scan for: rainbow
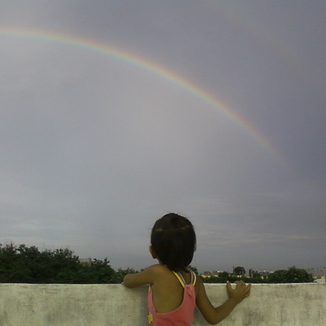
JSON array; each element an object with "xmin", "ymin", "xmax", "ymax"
[{"xmin": 0, "ymin": 27, "xmax": 282, "ymax": 160}]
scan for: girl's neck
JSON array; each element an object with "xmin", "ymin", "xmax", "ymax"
[{"xmin": 159, "ymin": 263, "xmax": 189, "ymax": 273}]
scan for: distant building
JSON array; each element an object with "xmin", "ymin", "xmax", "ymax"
[
  {"xmin": 201, "ymin": 271, "xmax": 213, "ymax": 278},
  {"xmin": 79, "ymin": 258, "xmax": 92, "ymax": 266},
  {"xmin": 200, "ymin": 270, "xmax": 229, "ymax": 278},
  {"xmin": 314, "ymin": 276, "xmax": 326, "ymax": 283},
  {"xmin": 212, "ymin": 271, "xmax": 227, "ymax": 276}
]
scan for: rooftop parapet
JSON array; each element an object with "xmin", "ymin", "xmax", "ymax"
[{"xmin": 0, "ymin": 283, "xmax": 325, "ymax": 325}]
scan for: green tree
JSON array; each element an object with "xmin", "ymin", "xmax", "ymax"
[
  {"xmin": 73, "ymin": 258, "xmax": 115, "ymax": 284},
  {"xmin": 285, "ymin": 266, "xmax": 314, "ymax": 283},
  {"xmin": 268, "ymin": 267, "xmax": 313, "ymax": 283},
  {"xmin": 110, "ymin": 268, "xmax": 138, "ymax": 284},
  {"xmin": 233, "ymin": 266, "xmax": 246, "ymax": 276},
  {"xmin": 0, "ymin": 243, "xmax": 23, "ymax": 282},
  {"xmin": 0, "ymin": 244, "xmax": 82, "ymax": 283}
]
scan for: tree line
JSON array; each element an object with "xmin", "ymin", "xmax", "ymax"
[
  {"xmin": 202, "ymin": 266, "xmax": 314, "ymax": 283},
  {"xmin": 0, "ymin": 243, "xmax": 134, "ymax": 284},
  {"xmin": 0, "ymin": 244, "xmax": 313, "ymax": 284}
]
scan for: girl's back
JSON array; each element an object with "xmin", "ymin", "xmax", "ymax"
[
  {"xmin": 147, "ymin": 264, "xmax": 197, "ymax": 325},
  {"xmin": 149, "ymin": 264, "xmax": 197, "ymax": 313}
]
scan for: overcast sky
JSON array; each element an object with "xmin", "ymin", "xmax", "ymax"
[{"xmin": 1, "ymin": 1, "xmax": 325, "ymax": 272}]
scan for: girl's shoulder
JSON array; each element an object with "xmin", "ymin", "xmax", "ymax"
[
  {"xmin": 146, "ymin": 263, "xmax": 167, "ymax": 273},
  {"xmin": 147, "ymin": 264, "xmax": 174, "ymax": 277},
  {"xmin": 142, "ymin": 264, "xmax": 171, "ymax": 279},
  {"xmin": 123, "ymin": 264, "xmax": 166, "ymax": 288},
  {"xmin": 147, "ymin": 264, "xmax": 200, "ymax": 285}
]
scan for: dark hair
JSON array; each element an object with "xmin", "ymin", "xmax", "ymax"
[{"xmin": 150, "ymin": 213, "xmax": 196, "ymax": 271}]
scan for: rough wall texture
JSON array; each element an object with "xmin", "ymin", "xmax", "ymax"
[{"xmin": 0, "ymin": 283, "xmax": 325, "ymax": 325}]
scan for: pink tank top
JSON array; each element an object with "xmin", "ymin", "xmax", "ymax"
[{"xmin": 147, "ymin": 270, "xmax": 197, "ymax": 326}]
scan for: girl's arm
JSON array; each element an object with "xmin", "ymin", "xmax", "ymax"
[
  {"xmin": 123, "ymin": 264, "xmax": 160, "ymax": 288},
  {"xmin": 196, "ymin": 278, "xmax": 251, "ymax": 325}
]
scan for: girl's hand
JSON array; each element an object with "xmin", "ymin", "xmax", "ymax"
[{"xmin": 226, "ymin": 280, "xmax": 251, "ymax": 304}]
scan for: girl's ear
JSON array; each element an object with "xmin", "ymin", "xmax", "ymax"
[{"xmin": 149, "ymin": 246, "xmax": 157, "ymax": 259}]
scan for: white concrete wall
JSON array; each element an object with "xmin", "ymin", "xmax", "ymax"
[{"xmin": 0, "ymin": 283, "xmax": 325, "ymax": 325}]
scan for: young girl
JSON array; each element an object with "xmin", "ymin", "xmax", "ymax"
[{"xmin": 123, "ymin": 213, "xmax": 251, "ymax": 325}]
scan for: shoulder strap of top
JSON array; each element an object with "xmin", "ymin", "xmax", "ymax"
[
  {"xmin": 172, "ymin": 270, "xmax": 197, "ymax": 287},
  {"xmin": 172, "ymin": 271, "xmax": 186, "ymax": 287},
  {"xmin": 192, "ymin": 271, "xmax": 197, "ymax": 286}
]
